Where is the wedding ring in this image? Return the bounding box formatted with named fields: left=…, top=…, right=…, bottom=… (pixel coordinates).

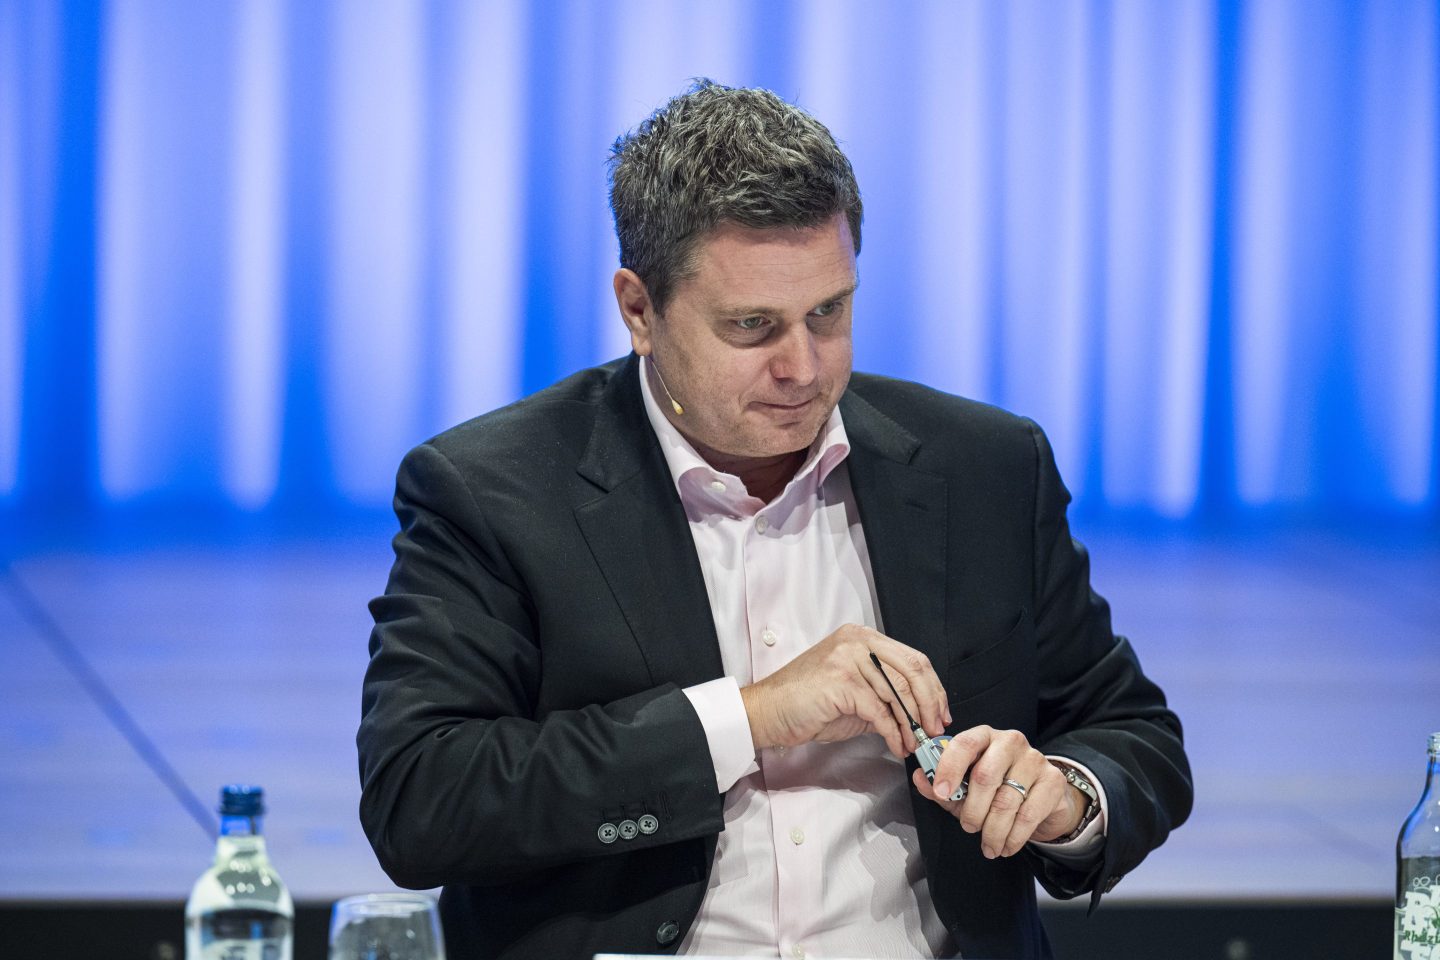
left=1002, top=778, right=1029, bottom=800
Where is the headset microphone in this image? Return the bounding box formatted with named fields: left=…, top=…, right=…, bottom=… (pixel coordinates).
left=648, top=356, right=685, bottom=416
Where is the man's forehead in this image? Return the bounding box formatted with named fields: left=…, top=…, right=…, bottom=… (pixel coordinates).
left=685, top=216, right=857, bottom=308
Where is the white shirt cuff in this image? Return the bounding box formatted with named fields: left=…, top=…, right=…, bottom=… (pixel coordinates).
left=1028, top=755, right=1108, bottom=863
left=681, top=677, right=759, bottom=793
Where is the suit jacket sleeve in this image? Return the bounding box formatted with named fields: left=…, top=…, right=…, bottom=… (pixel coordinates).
left=357, top=441, right=725, bottom=890
left=1022, top=421, right=1193, bottom=908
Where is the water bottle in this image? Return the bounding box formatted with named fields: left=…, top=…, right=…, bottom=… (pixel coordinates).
left=185, top=785, right=294, bottom=960
left=1396, top=732, right=1440, bottom=959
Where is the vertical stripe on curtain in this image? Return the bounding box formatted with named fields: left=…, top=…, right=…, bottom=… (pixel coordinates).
left=0, top=0, right=1435, bottom=519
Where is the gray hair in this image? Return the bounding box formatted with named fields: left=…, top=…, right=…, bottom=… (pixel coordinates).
left=608, top=79, right=863, bottom=314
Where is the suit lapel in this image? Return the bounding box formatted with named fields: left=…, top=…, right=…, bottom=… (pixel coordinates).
left=574, top=356, right=725, bottom=690
left=841, top=391, right=949, bottom=665
left=845, top=394, right=1026, bottom=955
left=572, top=365, right=949, bottom=688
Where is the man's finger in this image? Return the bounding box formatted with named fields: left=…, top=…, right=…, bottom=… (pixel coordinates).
left=852, top=688, right=908, bottom=759
left=977, top=749, right=1048, bottom=858
left=870, top=637, right=949, bottom=736
left=863, top=655, right=921, bottom=752
left=1000, top=766, right=1067, bottom=856
left=956, top=728, right=1028, bottom=838
left=867, top=641, right=948, bottom=738
left=932, top=724, right=991, bottom=804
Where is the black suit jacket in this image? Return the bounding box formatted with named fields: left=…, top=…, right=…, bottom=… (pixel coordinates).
left=358, top=354, right=1192, bottom=959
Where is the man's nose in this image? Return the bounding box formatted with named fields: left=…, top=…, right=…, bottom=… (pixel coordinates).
left=769, top=325, right=820, bottom=385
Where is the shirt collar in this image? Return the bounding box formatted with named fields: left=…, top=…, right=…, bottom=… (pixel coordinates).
left=637, top=355, right=851, bottom=510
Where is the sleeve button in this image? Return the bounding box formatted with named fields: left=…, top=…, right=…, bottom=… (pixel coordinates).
left=638, top=814, right=659, bottom=835
left=656, top=920, right=680, bottom=945
left=597, top=822, right=619, bottom=844
left=618, top=819, right=639, bottom=840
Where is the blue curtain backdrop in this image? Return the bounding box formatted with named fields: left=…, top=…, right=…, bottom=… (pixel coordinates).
left=1, top=0, right=1437, bottom=522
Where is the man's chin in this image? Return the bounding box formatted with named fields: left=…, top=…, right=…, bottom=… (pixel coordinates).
left=741, top=419, right=829, bottom=459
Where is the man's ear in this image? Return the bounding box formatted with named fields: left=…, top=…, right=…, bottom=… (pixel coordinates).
left=613, top=269, right=656, bottom=356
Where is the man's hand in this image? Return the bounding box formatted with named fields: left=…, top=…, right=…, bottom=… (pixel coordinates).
left=740, top=624, right=950, bottom=759
left=911, top=725, right=1084, bottom=858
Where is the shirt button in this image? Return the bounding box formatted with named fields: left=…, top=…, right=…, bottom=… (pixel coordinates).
left=761, top=628, right=777, bottom=646
left=755, top=516, right=769, bottom=533
left=792, top=945, right=806, bottom=959
left=790, top=827, right=805, bottom=845
left=709, top=479, right=726, bottom=492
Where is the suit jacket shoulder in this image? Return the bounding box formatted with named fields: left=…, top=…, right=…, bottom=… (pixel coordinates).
left=846, top=371, right=1038, bottom=460
left=418, top=358, right=626, bottom=491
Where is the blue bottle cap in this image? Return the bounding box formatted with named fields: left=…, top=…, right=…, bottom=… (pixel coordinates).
left=219, top=784, right=266, bottom=817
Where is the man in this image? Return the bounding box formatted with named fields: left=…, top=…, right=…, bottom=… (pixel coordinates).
left=358, top=80, right=1191, bottom=959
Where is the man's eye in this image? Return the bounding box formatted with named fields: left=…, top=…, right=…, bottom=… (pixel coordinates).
left=811, top=301, right=838, bottom=318
left=737, top=316, right=767, bottom=331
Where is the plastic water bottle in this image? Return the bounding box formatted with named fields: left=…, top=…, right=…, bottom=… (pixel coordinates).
left=185, top=785, right=294, bottom=960
left=1396, top=732, right=1440, bottom=959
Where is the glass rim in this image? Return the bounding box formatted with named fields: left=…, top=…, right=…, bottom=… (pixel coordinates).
left=332, top=892, right=437, bottom=916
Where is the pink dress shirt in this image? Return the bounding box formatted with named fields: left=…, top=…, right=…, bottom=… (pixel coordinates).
left=638, top=360, right=1106, bottom=959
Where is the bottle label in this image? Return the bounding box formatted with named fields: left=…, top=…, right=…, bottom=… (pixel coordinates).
left=194, top=908, right=292, bottom=960
left=1397, top=873, right=1440, bottom=959
left=197, top=940, right=285, bottom=960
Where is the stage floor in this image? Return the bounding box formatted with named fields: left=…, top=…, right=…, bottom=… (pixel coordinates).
left=2, top=515, right=1436, bottom=902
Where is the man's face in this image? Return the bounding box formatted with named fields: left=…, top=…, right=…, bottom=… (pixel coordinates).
left=634, top=214, right=857, bottom=464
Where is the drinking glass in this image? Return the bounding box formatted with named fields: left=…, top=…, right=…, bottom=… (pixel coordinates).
left=328, top=893, right=445, bottom=960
